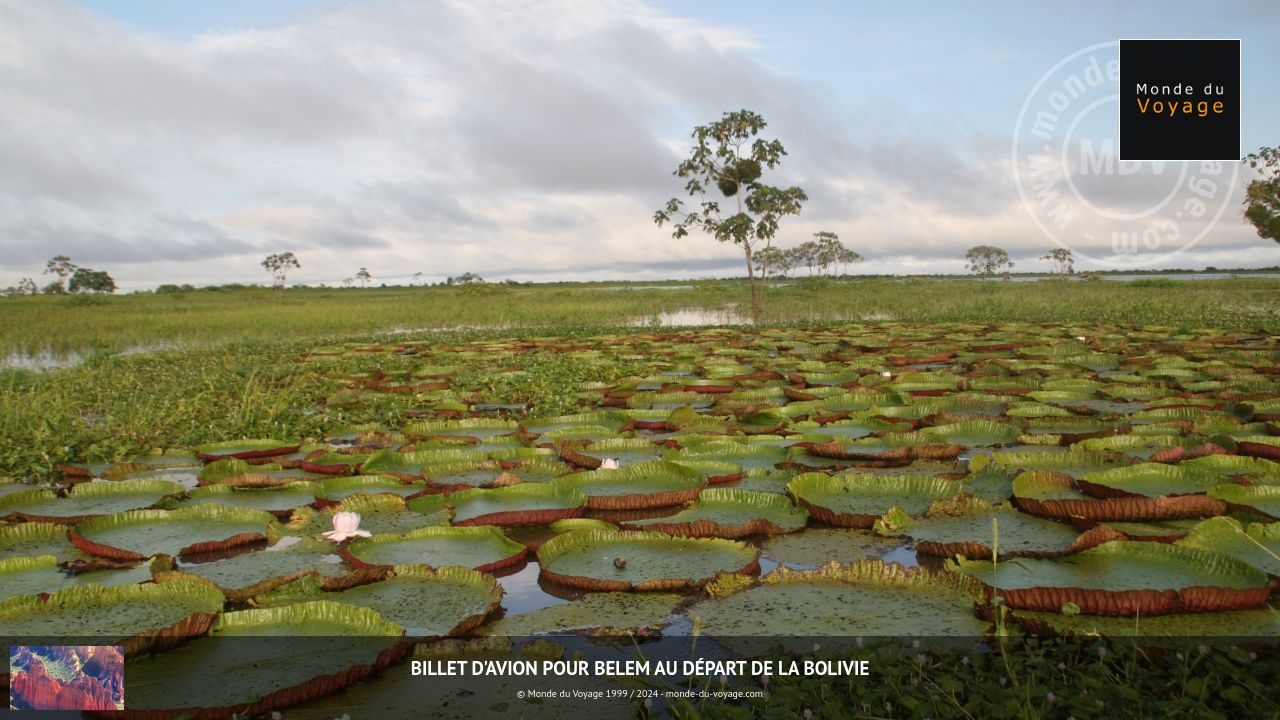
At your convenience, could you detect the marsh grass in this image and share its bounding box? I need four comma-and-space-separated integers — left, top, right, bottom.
1, 278, 1277, 358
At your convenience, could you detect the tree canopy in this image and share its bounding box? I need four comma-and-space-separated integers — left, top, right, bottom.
965, 245, 1014, 277
654, 109, 807, 321
261, 252, 300, 290
1243, 147, 1280, 244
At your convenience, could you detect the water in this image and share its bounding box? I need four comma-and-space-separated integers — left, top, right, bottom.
1002, 272, 1280, 282
2, 342, 186, 372
628, 308, 750, 327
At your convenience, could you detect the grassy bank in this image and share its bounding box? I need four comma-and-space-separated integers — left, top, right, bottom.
1, 277, 1278, 358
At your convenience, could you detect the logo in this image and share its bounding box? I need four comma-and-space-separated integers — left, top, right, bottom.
1012, 41, 1239, 267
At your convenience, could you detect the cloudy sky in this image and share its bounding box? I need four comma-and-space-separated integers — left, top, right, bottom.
2, 0, 1279, 290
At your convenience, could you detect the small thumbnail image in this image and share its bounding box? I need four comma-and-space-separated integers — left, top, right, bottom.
9, 645, 124, 711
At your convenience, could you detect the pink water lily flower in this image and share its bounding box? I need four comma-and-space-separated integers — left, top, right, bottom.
322, 511, 372, 542
600, 458, 620, 469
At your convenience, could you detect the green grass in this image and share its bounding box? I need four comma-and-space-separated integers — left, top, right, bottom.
2, 277, 1278, 480
2, 277, 1278, 358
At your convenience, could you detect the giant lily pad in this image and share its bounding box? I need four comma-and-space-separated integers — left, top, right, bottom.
0, 480, 184, 523
169, 481, 324, 517
1013, 470, 1226, 521
0, 576, 224, 653
620, 488, 808, 538
917, 420, 1020, 446
537, 530, 759, 591
553, 460, 707, 510
1078, 463, 1223, 498
322, 474, 429, 500
786, 473, 961, 528
408, 483, 587, 526
0, 554, 152, 602
879, 501, 1087, 559
0, 523, 75, 562
70, 505, 279, 561
1013, 605, 1280, 639
194, 439, 301, 461
1177, 516, 1280, 576
160, 537, 349, 601
761, 529, 900, 569
688, 561, 987, 638
949, 540, 1272, 615
487, 592, 683, 636
1209, 483, 1280, 519
359, 449, 488, 480
254, 565, 501, 637
121, 601, 405, 716
344, 526, 526, 573
290, 494, 450, 538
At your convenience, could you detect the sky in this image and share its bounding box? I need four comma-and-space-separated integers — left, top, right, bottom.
2, 0, 1278, 291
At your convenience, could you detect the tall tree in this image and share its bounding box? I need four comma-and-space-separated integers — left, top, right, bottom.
1039, 248, 1074, 274
654, 110, 807, 322
355, 267, 372, 288
43, 255, 77, 295
965, 245, 1014, 277
752, 246, 787, 279
1243, 147, 1280, 244
261, 252, 300, 290
68, 268, 116, 294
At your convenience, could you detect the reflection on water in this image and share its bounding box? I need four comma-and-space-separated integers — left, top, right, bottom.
2, 341, 187, 372
629, 307, 750, 327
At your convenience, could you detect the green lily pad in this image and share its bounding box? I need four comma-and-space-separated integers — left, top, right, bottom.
761, 529, 901, 569
255, 565, 501, 636
1014, 605, 1280, 638
786, 472, 962, 528
345, 526, 526, 573
122, 601, 403, 714
1209, 484, 1280, 519
883, 503, 1083, 559
168, 537, 349, 600
71, 505, 279, 560
322, 475, 429, 500
0, 523, 76, 562
290, 494, 450, 538
620, 488, 808, 537
487, 592, 683, 636
1079, 463, 1223, 498
408, 483, 587, 527
0, 555, 152, 602
950, 540, 1271, 615
688, 561, 987, 637
0, 480, 184, 522
537, 529, 758, 591
0, 576, 224, 643
918, 420, 1020, 446
194, 439, 301, 461
1177, 517, 1280, 576
553, 460, 706, 510
170, 481, 324, 514
360, 449, 489, 479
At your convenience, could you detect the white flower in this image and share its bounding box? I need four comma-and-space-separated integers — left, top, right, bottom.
880, 370, 892, 377
601, 458, 620, 469
1076, 336, 1086, 341
322, 511, 372, 542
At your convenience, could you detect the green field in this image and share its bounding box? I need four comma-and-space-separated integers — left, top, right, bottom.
2, 278, 1279, 479
2, 277, 1278, 358
3, 277, 1280, 718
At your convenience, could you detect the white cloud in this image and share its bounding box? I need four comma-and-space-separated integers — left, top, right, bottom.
0, 0, 1271, 292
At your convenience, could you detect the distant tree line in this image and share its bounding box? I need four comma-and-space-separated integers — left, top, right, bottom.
2, 255, 116, 297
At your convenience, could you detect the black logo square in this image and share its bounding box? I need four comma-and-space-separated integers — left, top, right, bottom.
1119, 39, 1240, 161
